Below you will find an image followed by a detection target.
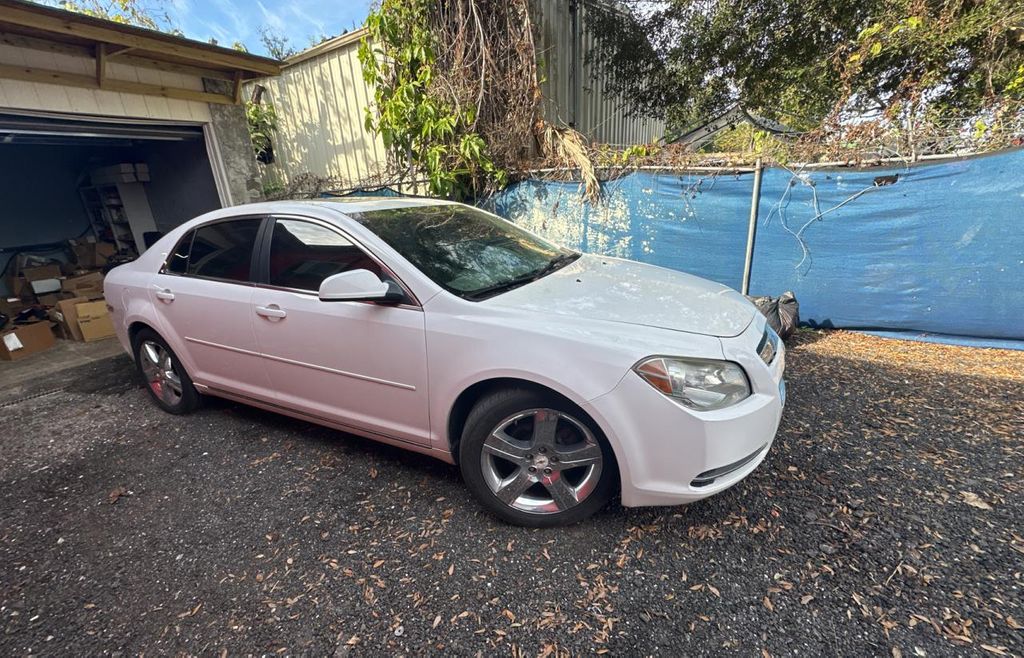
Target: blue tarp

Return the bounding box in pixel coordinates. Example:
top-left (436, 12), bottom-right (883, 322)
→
top-left (486, 148), bottom-right (1024, 343)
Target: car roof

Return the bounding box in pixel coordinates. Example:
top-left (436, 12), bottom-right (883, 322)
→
top-left (193, 196), bottom-right (458, 223)
top-left (295, 196), bottom-right (457, 214)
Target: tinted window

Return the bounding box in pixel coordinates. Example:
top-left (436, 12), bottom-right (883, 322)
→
top-left (350, 205), bottom-right (569, 298)
top-left (187, 219), bottom-right (261, 282)
top-left (268, 219), bottom-right (382, 291)
top-left (164, 230), bottom-right (193, 274)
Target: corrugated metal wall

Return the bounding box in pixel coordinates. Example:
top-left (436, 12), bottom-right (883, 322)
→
top-left (246, 30), bottom-right (387, 187)
top-left (247, 4), bottom-right (664, 186)
top-left (533, 0), bottom-right (664, 146)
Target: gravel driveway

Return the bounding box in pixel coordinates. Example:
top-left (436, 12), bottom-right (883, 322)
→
top-left (1, 331), bottom-right (1022, 656)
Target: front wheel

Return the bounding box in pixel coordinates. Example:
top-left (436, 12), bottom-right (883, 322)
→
top-left (132, 328), bottom-right (200, 414)
top-left (459, 389), bottom-right (617, 527)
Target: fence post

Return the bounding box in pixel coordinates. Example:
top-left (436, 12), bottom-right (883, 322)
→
top-left (741, 158), bottom-right (764, 296)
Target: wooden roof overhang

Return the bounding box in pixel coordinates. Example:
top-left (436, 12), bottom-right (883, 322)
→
top-left (0, 0), bottom-right (282, 105)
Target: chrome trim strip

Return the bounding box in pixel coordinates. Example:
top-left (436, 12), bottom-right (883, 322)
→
top-left (184, 336), bottom-right (417, 391)
top-left (253, 282), bottom-right (423, 312)
top-left (185, 336), bottom-right (260, 357)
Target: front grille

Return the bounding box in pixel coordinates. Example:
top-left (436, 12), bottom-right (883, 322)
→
top-left (690, 444), bottom-right (768, 487)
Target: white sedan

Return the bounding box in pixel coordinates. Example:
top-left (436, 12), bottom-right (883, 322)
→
top-left (104, 198), bottom-right (785, 526)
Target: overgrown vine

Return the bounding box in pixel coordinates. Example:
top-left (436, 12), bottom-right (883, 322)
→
top-left (358, 0), bottom-right (505, 200)
top-left (245, 99), bottom-right (279, 164)
top-left (358, 0), bottom-right (604, 201)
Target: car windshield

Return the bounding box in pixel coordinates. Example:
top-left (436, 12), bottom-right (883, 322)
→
top-left (349, 204), bottom-right (577, 300)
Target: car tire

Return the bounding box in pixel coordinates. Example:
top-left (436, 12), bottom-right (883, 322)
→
top-left (459, 388), bottom-right (617, 527)
top-left (132, 328), bottom-right (201, 415)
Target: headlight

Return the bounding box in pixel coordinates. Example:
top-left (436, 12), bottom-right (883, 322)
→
top-left (634, 357), bottom-right (751, 410)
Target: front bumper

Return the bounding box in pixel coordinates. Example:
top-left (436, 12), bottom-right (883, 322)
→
top-left (584, 319), bottom-right (785, 507)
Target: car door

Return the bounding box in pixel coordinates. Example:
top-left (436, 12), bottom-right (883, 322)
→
top-left (149, 216), bottom-right (274, 399)
top-left (251, 216), bottom-right (430, 446)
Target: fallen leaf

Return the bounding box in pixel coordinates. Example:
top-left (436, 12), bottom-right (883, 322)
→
top-left (108, 486), bottom-right (127, 504)
top-left (960, 491), bottom-right (992, 510)
top-left (177, 602), bottom-right (202, 619)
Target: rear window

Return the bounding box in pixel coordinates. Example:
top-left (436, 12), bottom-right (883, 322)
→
top-left (186, 219), bottom-right (261, 282)
top-left (164, 230), bottom-right (193, 275)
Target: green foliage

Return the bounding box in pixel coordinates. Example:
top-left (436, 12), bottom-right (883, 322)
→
top-left (844, 1), bottom-right (1024, 115)
top-left (587, 0), bottom-right (1024, 131)
top-left (357, 0), bottom-right (505, 199)
top-left (245, 101), bottom-right (278, 161)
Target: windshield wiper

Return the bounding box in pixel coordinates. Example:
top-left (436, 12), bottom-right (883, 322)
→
top-left (464, 252), bottom-right (581, 301)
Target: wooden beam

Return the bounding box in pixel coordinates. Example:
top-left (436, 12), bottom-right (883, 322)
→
top-left (104, 44), bottom-right (134, 56)
top-left (232, 70), bottom-right (243, 104)
top-left (0, 31), bottom-right (235, 80)
top-left (95, 42), bottom-right (105, 88)
top-left (0, 62), bottom-right (237, 104)
top-left (0, 4), bottom-right (280, 75)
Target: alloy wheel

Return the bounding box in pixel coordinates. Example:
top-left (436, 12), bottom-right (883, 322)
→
top-left (479, 408), bottom-right (603, 514)
top-left (139, 340), bottom-right (183, 406)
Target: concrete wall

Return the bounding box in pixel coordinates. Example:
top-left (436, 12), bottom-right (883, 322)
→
top-left (203, 78), bottom-right (264, 205)
top-left (1, 143), bottom-right (104, 249)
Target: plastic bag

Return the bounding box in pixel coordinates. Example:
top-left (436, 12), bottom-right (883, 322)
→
top-left (746, 291), bottom-right (800, 340)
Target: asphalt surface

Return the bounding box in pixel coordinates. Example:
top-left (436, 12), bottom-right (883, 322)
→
top-left (1, 331), bottom-right (1022, 656)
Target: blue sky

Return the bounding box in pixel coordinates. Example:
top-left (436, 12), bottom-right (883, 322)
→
top-left (164, 0), bottom-right (373, 57)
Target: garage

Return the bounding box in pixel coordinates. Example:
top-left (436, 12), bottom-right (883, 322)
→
top-left (0, 0), bottom-right (280, 366)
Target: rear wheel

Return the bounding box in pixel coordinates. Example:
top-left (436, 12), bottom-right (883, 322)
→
top-left (132, 328), bottom-right (200, 414)
top-left (459, 388), bottom-right (617, 527)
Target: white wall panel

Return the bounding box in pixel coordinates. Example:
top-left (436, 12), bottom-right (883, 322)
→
top-left (0, 43), bottom-right (212, 123)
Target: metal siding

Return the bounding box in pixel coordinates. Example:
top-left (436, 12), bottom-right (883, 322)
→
top-left (533, 0), bottom-right (664, 146)
top-left (246, 36), bottom-right (386, 187)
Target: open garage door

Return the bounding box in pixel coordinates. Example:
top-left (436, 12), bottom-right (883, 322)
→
top-left (1, 110), bottom-right (227, 359)
top-left (0, 111), bottom-right (225, 255)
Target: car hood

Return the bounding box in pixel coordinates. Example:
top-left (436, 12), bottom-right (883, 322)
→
top-left (481, 254), bottom-right (757, 338)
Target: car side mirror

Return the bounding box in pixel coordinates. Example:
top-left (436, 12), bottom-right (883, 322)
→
top-left (318, 269), bottom-right (404, 303)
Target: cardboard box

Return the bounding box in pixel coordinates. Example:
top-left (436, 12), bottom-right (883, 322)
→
top-left (71, 241), bottom-right (116, 269)
top-left (6, 276), bottom-right (28, 298)
top-left (62, 272), bottom-right (105, 297)
top-left (0, 296), bottom-right (25, 318)
top-left (75, 300), bottom-right (115, 342)
top-left (53, 296), bottom-right (92, 341)
top-left (21, 264), bottom-right (63, 282)
top-left (0, 321), bottom-right (56, 361)
top-left (36, 293), bottom-right (63, 307)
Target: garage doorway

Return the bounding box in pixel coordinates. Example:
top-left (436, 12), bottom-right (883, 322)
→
top-left (1, 111), bottom-right (225, 264)
top-left (1, 110), bottom-right (229, 365)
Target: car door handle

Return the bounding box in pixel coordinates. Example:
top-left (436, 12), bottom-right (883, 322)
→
top-left (154, 288), bottom-right (175, 302)
top-left (255, 304), bottom-right (287, 319)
